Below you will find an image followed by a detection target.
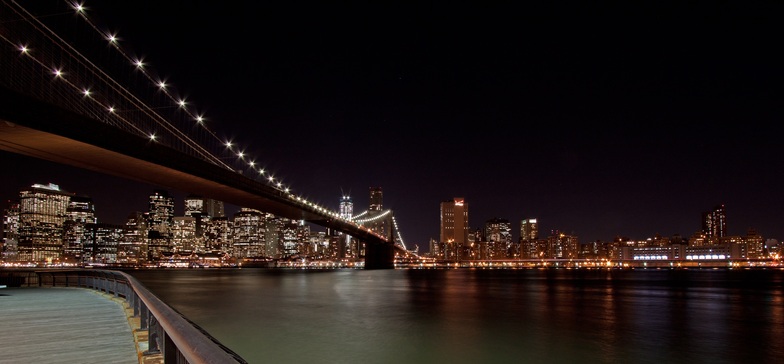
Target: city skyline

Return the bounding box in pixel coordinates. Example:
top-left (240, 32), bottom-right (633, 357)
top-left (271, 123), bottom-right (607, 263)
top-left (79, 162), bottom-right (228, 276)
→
top-left (0, 177), bottom-right (774, 252)
top-left (1, 0), bottom-right (783, 248)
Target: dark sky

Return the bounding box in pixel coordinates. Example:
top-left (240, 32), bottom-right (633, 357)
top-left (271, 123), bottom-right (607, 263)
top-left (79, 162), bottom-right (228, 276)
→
top-left (2, 0), bottom-right (783, 251)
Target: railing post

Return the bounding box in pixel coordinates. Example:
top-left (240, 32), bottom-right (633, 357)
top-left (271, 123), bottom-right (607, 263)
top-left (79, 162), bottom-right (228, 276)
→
top-left (140, 302), bottom-right (149, 330)
top-left (145, 315), bottom-right (161, 355)
top-left (163, 332), bottom-right (178, 364)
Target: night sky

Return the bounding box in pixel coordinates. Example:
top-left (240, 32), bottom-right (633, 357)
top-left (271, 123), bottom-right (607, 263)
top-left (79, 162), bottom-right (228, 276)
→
top-left (2, 0), bottom-right (783, 251)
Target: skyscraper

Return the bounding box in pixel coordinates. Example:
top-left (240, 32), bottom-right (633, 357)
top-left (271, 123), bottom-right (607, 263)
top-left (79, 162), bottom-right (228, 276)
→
top-left (440, 198), bottom-right (469, 246)
top-left (148, 190), bottom-right (174, 236)
top-left (339, 194), bottom-right (353, 220)
top-left (17, 183), bottom-right (73, 262)
top-left (63, 195), bottom-right (96, 263)
top-left (485, 218), bottom-right (512, 258)
top-left (369, 187), bottom-right (383, 211)
top-left (521, 218), bottom-right (539, 241)
top-left (702, 204), bottom-right (727, 239)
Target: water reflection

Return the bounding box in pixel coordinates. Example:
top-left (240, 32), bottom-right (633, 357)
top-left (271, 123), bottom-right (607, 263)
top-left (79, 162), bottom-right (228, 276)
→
top-left (126, 268), bottom-right (784, 364)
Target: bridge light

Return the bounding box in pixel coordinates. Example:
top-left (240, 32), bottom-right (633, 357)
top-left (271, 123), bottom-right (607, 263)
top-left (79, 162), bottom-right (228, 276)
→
top-left (133, 59), bottom-right (145, 68)
top-left (284, 188), bottom-right (290, 193)
top-left (177, 99), bottom-right (186, 108)
top-left (195, 115), bottom-right (204, 123)
top-left (107, 34), bottom-right (118, 44)
top-left (72, 2), bottom-right (85, 13)
top-left (19, 45), bottom-right (29, 54)
top-left (268, 176), bottom-right (275, 182)
top-left (82, 88), bottom-right (91, 97)
top-left (53, 69), bottom-right (63, 78)
top-left (225, 141), bottom-right (233, 148)
top-left (149, 133), bottom-right (157, 141)
top-left (258, 168), bottom-right (265, 175)
top-left (276, 182), bottom-right (282, 188)
top-left (157, 80), bottom-right (167, 89)
top-left (236, 151), bottom-right (244, 159)
top-left (108, 106), bottom-right (115, 113)
top-left (248, 161), bottom-right (255, 167)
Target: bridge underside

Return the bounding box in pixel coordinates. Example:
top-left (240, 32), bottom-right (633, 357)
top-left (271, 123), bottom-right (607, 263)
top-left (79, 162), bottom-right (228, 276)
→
top-left (0, 86), bottom-right (396, 269)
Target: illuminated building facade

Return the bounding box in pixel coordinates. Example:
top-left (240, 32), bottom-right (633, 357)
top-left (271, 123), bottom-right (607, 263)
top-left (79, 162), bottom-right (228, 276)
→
top-left (232, 208), bottom-right (265, 258)
top-left (17, 183), bottom-right (73, 263)
top-left (148, 190), bottom-right (174, 237)
top-left (63, 195), bottom-right (96, 263)
top-left (702, 204), bottom-right (727, 240)
top-left (520, 218), bottom-right (539, 259)
top-left (119, 212), bottom-right (148, 265)
top-left (440, 197), bottom-right (469, 246)
top-left (2, 202), bottom-right (20, 261)
top-left (484, 218), bottom-right (512, 258)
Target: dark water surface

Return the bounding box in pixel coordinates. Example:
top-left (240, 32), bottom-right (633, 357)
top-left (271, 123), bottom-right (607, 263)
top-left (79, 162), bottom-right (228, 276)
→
top-left (126, 268), bottom-right (784, 364)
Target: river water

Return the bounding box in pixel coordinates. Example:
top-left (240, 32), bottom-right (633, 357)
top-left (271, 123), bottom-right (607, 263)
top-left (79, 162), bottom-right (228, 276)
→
top-left (126, 268), bottom-right (784, 364)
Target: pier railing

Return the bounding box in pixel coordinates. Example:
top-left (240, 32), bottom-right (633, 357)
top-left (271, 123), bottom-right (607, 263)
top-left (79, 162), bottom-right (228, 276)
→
top-left (3, 269), bottom-right (247, 364)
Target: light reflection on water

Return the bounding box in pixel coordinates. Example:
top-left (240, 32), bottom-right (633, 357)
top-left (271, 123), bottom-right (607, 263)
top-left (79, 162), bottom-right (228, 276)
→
top-left (126, 268), bottom-right (784, 364)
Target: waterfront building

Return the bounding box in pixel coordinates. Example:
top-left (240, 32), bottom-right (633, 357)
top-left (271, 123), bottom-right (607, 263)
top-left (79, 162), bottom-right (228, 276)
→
top-left (63, 195), bottom-right (96, 263)
top-left (17, 183), bottom-right (73, 263)
top-left (119, 212), bottom-right (148, 265)
top-left (204, 216), bottom-right (231, 254)
top-left (83, 223), bottom-right (123, 264)
top-left (546, 230), bottom-right (579, 259)
top-left (485, 218), bottom-right (512, 259)
top-left (702, 204), bottom-right (727, 241)
top-left (172, 216), bottom-right (198, 252)
top-left (148, 190), bottom-right (174, 237)
top-left (440, 198), bottom-right (469, 259)
top-left (232, 208), bottom-right (265, 258)
top-left (2, 201), bottom-right (20, 261)
top-left (745, 228), bottom-right (765, 258)
top-left (519, 219), bottom-right (539, 259)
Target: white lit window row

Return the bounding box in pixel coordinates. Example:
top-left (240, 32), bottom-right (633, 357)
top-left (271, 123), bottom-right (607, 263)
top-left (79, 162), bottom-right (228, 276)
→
top-left (686, 254), bottom-right (726, 260)
top-left (633, 255), bottom-right (669, 260)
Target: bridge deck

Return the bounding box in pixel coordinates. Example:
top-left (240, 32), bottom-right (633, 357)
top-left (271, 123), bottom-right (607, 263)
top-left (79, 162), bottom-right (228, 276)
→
top-left (0, 287), bottom-right (142, 364)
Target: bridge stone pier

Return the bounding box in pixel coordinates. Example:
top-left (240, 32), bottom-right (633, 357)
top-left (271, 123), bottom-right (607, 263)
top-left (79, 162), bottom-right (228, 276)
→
top-left (365, 242), bottom-right (395, 269)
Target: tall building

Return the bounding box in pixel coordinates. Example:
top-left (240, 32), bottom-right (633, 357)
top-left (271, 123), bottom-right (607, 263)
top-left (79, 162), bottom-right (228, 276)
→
top-left (485, 218), bottom-right (512, 258)
top-left (369, 187), bottom-right (383, 211)
top-left (184, 194), bottom-right (224, 218)
top-left (521, 218), bottom-right (539, 241)
top-left (17, 183), bottom-right (73, 262)
top-left (63, 195), bottom-right (96, 263)
top-left (440, 197), bottom-right (469, 247)
top-left (84, 223), bottom-right (123, 264)
top-left (119, 212), bottom-right (148, 265)
top-left (148, 190), bottom-right (174, 236)
top-left (2, 201), bottom-right (20, 261)
top-left (339, 194), bottom-right (353, 220)
top-left (338, 194), bottom-right (353, 259)
top-left (702, 204), bottom-right (727, 239)
top-left (232, 208), bottom-right (265, 258)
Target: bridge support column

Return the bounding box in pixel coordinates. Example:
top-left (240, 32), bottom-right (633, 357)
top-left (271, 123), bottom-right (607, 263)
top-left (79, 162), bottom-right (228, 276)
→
top-left (364, 242), bottom-right (395, 269)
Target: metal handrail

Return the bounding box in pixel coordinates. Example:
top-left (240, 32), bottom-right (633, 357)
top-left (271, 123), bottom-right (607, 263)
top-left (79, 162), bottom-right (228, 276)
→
top-left (27, 269), bottom-right (247, 364)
